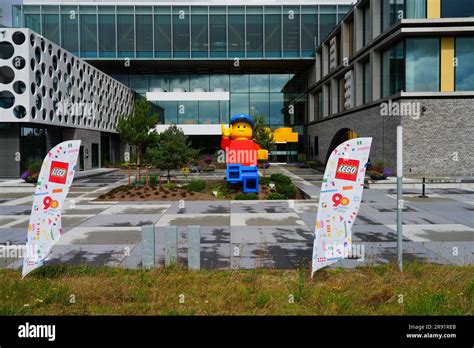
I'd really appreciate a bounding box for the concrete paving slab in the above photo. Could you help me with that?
[45,244,133,267]
[0,205,34,215]
[166,201,230,214]
[79,214,161,227]
[61,204,112,215]
[231,213,306,227]
[0,228,27,244]
[57,227,141,245]
[156,214,230,227]
[154,226,231,244]
[231,226,312,244]
[99,204,170,215]
[386,224,474,242]
[230,201,294,214]
[293,201,318,213]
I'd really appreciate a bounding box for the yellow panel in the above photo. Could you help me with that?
[272,128,299,143]
[427,0,441,19]
[441,37,455,92]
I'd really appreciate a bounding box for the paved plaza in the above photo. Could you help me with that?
[0,167,472,270]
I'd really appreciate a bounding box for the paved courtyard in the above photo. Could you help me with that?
[0,168,472,270]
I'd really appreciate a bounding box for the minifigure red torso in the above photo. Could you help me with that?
[221,137,261,167]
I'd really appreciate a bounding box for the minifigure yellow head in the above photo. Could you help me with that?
[229,114,254,140]
[231,121,253,140]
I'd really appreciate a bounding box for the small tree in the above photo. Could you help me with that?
[146,125,199,181]
[116,98,159,166]
[253,115,275,176]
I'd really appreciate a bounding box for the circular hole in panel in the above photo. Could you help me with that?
[12,56,26,70]
[13,81,26,94]
[35,70,42,86]
[12,31,26,45]
[0,66,15,84]
[13,105,27,119]
[34,47,41,63]
[35,94,42,109]
[0,91,15,109]
[0,41,15,59]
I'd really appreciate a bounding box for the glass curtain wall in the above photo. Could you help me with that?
[98,6,116,58]
[42,6,59,45]
[210,7,226,58]
[455,37,474,91]
[154,7,171,58]
[61,6,79,55]
[136,7,153,58]
[381,41,405,97]
[405,38,439,92]
[17,5,348,60]
[80,6,97,58]
[441,0,474,18]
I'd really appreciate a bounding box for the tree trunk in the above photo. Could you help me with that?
[136,145,141,166]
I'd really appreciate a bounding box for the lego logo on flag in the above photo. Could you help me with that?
[335,158,359,182]
[49,161,69,184]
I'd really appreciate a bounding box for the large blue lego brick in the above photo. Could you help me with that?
[226,164,242,182]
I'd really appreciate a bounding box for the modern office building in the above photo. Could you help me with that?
[1,0,354,177]
[306,0,474,176]
[1,0,473,178]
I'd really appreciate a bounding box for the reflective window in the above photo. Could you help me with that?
[178,101,198,124]
[382,0,404,31]
[250,74,269,92]
[320,6,337,43]
[210,7,226,58]
[381,41,405,97]
[337,5,353,19]
[199,101,219,124]
[442,0,474,18]
[406,0,426,18]
[191,7,209,58]
[250,93,270,121]
[130,75,149,95]
[170,75,190,91]
[136,7,153,58]
[24,6,41,33]
[246,7,263,58]
[406,38,439,92]
[228,7,245,58]
[80,6,97,58]
[42,6,59,44]
[173,7,190,58]
[363,60,371,104]
[270,74,290,92]
[154,7,171,58]
[455,38,474,91]
[98,6,116,58]
[150,74,170,91]
[265,7,281,58]
[117,7,134,58]
[230,75,249,92]
[363,5,371,46]
[159,101,178,124]
[190,75,210,91]
[210,75,230,92]
[269,94,285,126]
[301,6,318,57]
[283,6,300,57]
[61,6,79,55]
[230,93,249,116]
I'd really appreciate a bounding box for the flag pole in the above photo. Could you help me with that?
[396,126,403,272]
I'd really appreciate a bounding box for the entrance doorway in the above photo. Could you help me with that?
[91,143,99,168]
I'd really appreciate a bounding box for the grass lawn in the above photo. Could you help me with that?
[0,263,472,315]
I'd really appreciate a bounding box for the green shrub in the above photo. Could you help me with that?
[275,182,296,199]
[270,173,292,185]
[165,182,177,190]
[368,170,386,181]
[149,175,158,187]
[234,193,259,200]
[267,193,287,200]
[27,160,43,174]
[260,177,271,186]
[185,179,206,192]
[203,165,215,172]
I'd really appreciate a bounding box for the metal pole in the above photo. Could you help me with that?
[396,126,403,272]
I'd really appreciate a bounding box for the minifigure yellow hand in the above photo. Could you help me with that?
[258,149,269,160]
[221,124,232,137]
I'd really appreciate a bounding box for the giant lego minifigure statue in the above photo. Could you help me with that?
[221,114,268,193]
